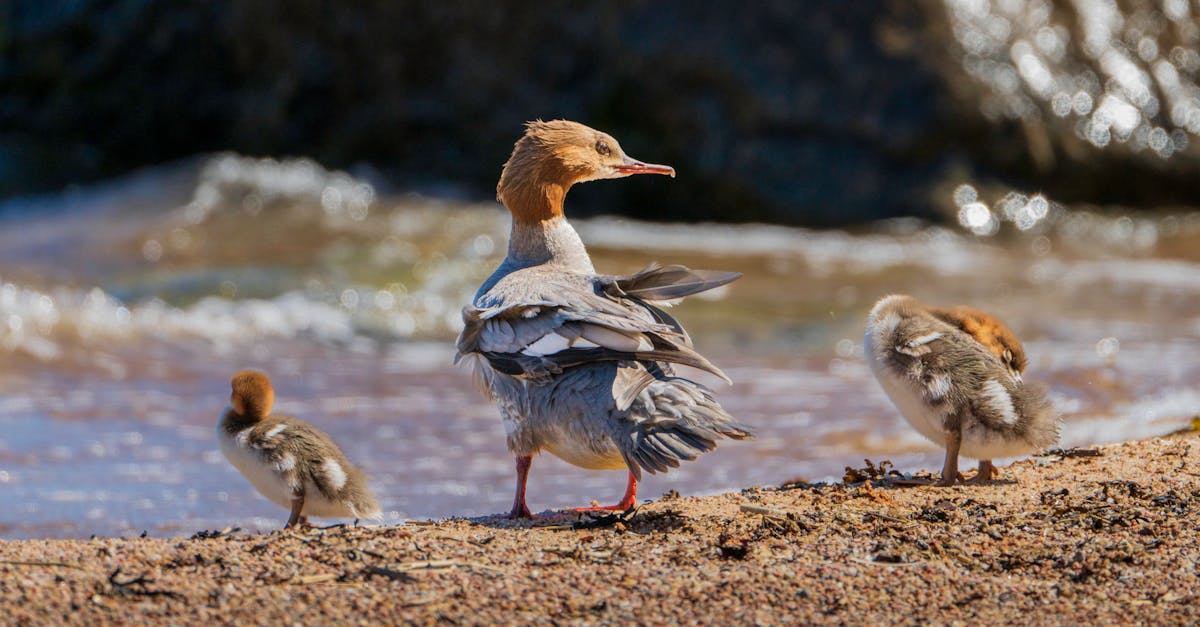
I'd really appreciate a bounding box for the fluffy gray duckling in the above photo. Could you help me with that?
[218,370,381,528]
[864,295,1060,486]
[456,120,753,518]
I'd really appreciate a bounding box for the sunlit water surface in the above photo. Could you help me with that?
[0,156,1197,539]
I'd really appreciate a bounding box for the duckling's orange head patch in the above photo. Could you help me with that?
[230,370,274,420]
[932,306,1028,374]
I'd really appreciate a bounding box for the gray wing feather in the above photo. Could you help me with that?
[457,265,738,382]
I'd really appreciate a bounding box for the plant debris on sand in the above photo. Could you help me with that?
[0,436,1197,624]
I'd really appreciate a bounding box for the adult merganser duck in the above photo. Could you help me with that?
[457,120,752,518]
[864,295,1059,486]
[218,370,381,528]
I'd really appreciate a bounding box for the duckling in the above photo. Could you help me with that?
[218,370,381,528]
[864,295,1059,485]
[456,120,752,517]
[927,305,1030,481]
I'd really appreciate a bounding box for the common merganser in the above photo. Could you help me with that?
[456,120,752,518]
[864,295,1059,486]
[218,370,381,528]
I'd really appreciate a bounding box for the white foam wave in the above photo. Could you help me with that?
[0,276,473,362]
[183,153,376,225]
[576,218,988,275]
[1032,257,1200,291]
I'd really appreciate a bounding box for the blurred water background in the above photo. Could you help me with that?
[1,1,1199,538]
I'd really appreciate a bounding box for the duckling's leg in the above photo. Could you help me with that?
[506,455,535,519]
[285,496,305,528]
[573,471,638,512]
[936,430,962,487]
[961,459,995,485]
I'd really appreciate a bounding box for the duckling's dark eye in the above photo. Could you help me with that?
[595,140,611,156]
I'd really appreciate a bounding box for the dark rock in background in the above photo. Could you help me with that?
[2,1,1199,224]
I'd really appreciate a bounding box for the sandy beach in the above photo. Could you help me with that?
[1,432,1197,624]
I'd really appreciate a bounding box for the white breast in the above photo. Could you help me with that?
[217,421,356,519]
[865,332,950,447]
[218,425,295,510]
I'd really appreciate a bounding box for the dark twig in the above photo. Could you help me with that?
[1038,448,1102,458]
[0,560,83,570]
[108,567,184,600]
[363,565,417,582]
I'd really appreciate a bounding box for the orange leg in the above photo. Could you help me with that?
[285,496,305,528]
[506,455,535,519]
[574,471,638,512]
[961,459,995,485]
[935,430,962,487]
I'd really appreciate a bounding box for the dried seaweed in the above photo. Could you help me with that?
[843,459,901,483]
[1039,447,1103,458]
[189,527,240,540]
[1167,415,1200,435]
[572,508,639,530]
[715,532,751,560]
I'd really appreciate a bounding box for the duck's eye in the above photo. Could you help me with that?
[595,140,611,156]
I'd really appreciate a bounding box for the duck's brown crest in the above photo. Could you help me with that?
[496,119,622,224]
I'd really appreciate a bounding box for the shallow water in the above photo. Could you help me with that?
[0,155,1198,539]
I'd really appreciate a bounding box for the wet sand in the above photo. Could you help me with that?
[1,433,1197,624]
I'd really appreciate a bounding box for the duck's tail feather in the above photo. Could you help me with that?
[614,263,742,301]
[614,377,753,480]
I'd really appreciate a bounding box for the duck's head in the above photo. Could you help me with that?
[497,120,675,223]
[931,306,1028,376]
[230,370,275,420]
